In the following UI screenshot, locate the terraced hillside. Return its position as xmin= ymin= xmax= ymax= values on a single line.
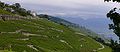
xmin=0 ymin=16 xmax=112 ymax=52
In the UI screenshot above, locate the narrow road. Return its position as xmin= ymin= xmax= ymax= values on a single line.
xmin=75 ymin=32 xmax=105 ymax=52
xmin=97 ymin=42 xmax=105 ymax=51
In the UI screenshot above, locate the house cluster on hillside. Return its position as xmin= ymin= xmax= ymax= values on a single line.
xmin=0 ymin=1 xmax=37 ymax=16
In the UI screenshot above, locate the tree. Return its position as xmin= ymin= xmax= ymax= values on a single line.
xmin=104 ymin=0 xmax=120 ymax=2
xmin=95 ymin=37 xmax=105 ymax=44
xmin=110 ymin=39 xmax=120 ymax=52
xmin=13 ymin=3 xmax=21 ymax=8
xmin=105 ymin=0 xmax=120 ymax=52
xmin=9 ymin=3 xmax=32 ymax=16
xmin=106 ymin=8 xmax=120 ymax=38
xmin=105 ymin=0 xmax=120 ymax=40
xmin=0 ymin=1 xmax=5 ymax=8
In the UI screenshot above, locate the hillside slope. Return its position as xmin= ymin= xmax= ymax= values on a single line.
xmin=0 ymin=9 xmax=13 ymax=15
xmin=38 ymin=14 xmax=110 ymax=43
xmin=0 ymin=16 xmax=112 ymax=52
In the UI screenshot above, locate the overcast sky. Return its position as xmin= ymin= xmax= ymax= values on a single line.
xmin=0 ymin=0 xmax=119 ymax=19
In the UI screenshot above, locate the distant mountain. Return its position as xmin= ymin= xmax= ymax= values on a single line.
xmin=37 ymin=14 xmax=79 ymax=28
xmin=57 ymin=17 xmax=111 ymax=33
xmin=37 ymin=14 xmax=110 ymax=42
xmin=57 ymin=16 xmax=119 ymax=41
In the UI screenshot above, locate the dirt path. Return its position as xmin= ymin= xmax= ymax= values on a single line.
xmin=97 ymin=42 xmax=105 ymax=51
xmin=27 ymin=45 xmax=39 ymax=51
xmin=75 ymin=32 xmax=105 ymax=52
xmin=75 ymin=32 xmax=86 ymax=36
xmin=60 ymin=40 xmax=73 ymax=48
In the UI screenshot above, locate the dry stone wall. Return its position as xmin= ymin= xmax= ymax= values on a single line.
xmin=0 ymin=14 xmax=24 ymax=20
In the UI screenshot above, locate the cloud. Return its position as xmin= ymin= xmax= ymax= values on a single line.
xmin=1 ymin=0 xmax=119 ymax=19
xmin=0 ymin=0 xmax=110 ymax=8
xmin=0 ymin=0 xmax=21 ymax=3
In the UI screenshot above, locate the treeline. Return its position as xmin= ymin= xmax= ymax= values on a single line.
xmin=109 ymin=39 xmax=120 ymax=52
xmin=106 ymin=8 xmax=120 ymax=52
xmin=37 ymin=14 xmax=79 ymax=28
xmin=97 ymin=38 xmax=120 ymax=52
xmin=94 ymin=36 xmax=120 ymax=52
xmin=0 ymin=1 xmax=33 ymax=16
xmin=104 ymin=0 xmax=120 ymax=2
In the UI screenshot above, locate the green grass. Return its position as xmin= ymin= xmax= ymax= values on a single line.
xmin=0 ymin=18 xmax=112 ymax=52
xmin=0 ymin=9 xmax=13 ymax=15
xmin=98 ymin=46 xmax=112 ymax=52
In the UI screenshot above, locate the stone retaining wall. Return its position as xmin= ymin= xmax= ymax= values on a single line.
xmin=0 ymin=15 xmax=23 ymax=20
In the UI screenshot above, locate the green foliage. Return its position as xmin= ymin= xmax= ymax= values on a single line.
xmin=13 ymin=3 xmax=21 ymax=8
xmin=0 ymin=9 xmax=13 ymax=15
xmin=104 ymin=1 xmax=120 ymax=52
xmin=104 ymin=0 xmax=120 ymax=2
xmin=106 ymin=8 xmax=120 ymax=38
xmin=0 ymin=1 xmax=5 ymax=8
xmin=109 ymin=39 xmax=120 ymax=52
xmin=10 ymin=3 xmax=32 ymax=16
xmin=0 ymin=1 xmax=32 ymax=16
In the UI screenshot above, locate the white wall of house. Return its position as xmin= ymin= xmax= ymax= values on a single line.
xmin=31 ymin=11 xmax=37 ymax=16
